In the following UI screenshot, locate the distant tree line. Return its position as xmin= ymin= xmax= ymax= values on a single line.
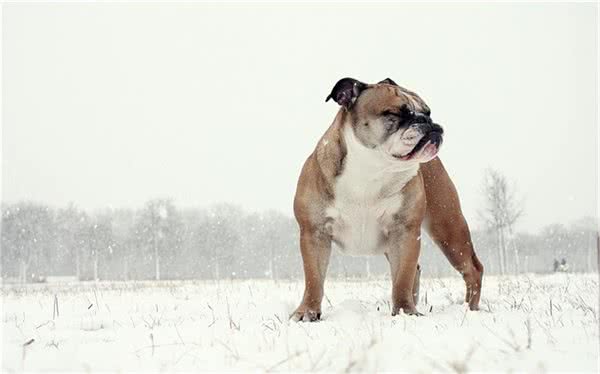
xmin=477 ymin=168 xmax=597 ymax=275
xmin=1 ymin=200 xmax=302 ymax=283
xmin=1 ymin=200 xmax=596 ymax=283
xmin=1 ymin=168 xmax=597 ymax=283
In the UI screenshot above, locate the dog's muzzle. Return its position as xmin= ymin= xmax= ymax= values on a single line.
xmin=390 ymin=112 xmax=444 ymax=161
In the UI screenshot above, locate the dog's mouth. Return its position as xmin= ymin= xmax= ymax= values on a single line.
xmin=390 ymin=123 xmax=444 ymax=161
xmin=392 ymin=140 xmax=439 ymax=161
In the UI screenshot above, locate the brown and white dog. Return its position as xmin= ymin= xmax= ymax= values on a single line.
xmin=292 ymin=78 xmax=484 ymax=321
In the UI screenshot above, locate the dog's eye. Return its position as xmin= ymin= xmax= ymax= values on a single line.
xmin=381 ymin=110 xmax=397 ymax=117
xmin=363 ymin=122 xmax=369 ymax=127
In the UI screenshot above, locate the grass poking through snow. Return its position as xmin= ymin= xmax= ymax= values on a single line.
xmin=2 ymin=273 xmax=598 ymax=372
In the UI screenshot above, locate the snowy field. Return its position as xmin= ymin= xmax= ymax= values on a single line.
xmin=2 ymin=273 xmax=598 ymax=373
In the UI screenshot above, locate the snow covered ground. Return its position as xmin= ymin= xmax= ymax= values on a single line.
xmin=2 ymin=273 xmax=598 ymax=372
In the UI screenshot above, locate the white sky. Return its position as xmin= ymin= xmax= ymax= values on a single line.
xmin=2 ymin=3 xmax=598 ymax=232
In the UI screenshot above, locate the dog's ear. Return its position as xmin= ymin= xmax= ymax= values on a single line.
xmin=378 ymin=78 xmax=398 ymax=86
xmin=325 ymin=78 xmax=367 ymax=108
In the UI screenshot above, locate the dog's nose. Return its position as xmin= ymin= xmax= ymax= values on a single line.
xmin=411 ymin=112 xmax=432 ymax=124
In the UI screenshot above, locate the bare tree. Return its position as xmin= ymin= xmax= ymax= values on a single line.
xmin=479 ymin=168 xmax=523 ymax=274
xmin=135 ymin=199 xmax=180 ymax=281
xmin=1 ymin=203 xmax=53 ymax=283
xmin=204 ymin=204 xmax=242 ymax=280
xmin=86 ymin=214 xmax=113 ymax=281
xmin=55 ymin=204 xmax=88 ymax=280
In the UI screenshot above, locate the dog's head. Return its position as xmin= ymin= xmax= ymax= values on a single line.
xmin=326 ymin=77 xmax=443 ymax=163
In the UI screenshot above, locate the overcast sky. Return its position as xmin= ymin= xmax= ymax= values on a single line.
xmin=2 ymin=3 xmax=597 ymax=232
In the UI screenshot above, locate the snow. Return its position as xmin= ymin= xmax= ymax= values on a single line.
xmin=2 ymin=273 xmax=598 ymax=372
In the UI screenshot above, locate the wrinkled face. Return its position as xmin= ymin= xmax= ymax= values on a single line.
xmin=326 ymin=78 xmax=443 ymax=163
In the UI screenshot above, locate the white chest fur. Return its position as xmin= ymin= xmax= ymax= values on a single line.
xmin=326 ymin=126 xmax=419 ymax=256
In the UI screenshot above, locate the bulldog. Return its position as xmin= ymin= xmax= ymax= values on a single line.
xmin=292 ymin=78 xmax=484 ymax=321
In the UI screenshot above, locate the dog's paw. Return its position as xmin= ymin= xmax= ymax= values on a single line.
xmin=290 ymin=306 xmax=321 ymax=322
xmin=391 ymin=305 xmax=423 ymax=317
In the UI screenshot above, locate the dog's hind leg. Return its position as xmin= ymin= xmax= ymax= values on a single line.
xmin=421 ymin=158 xmax=484 ymax=310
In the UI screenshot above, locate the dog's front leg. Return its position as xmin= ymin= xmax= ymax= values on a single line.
xmin=291 ymin=228 xmax=332 ymax=322
xmin=385 ymin=228 xmax=423 ymax=316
